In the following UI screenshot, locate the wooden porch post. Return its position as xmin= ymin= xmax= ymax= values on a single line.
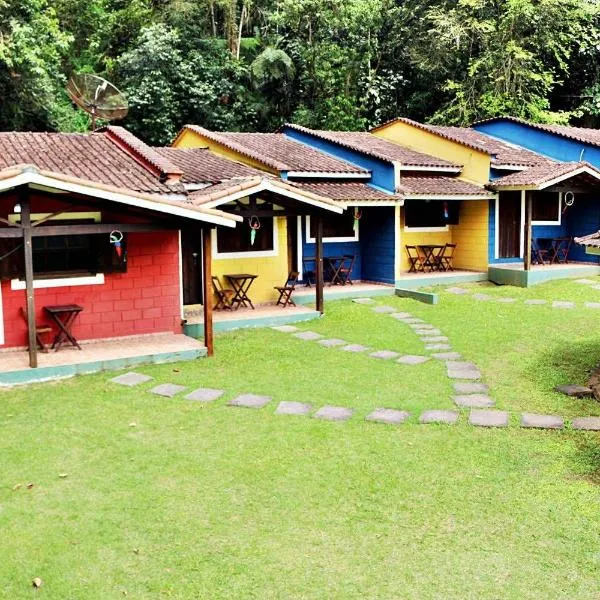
xmin=21 ymin=189 xmax=37 ymax=368
xmin=315 ymin=214 xmax=324 ymax=314
xmin=202 ymin=227 xmax=214 ymax=357
xmin=524 ymin=191 xmax=533 ymax=271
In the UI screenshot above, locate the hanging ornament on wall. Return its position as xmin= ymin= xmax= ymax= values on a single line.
xmin=562 ymin=191 xmax=575 ymax=214
xmin=353 ymin=208 xmax=362 ymax=232
xmin=249 ymin=215 xmax=261 ymax=246
xmin=443 ymin=201 xmax=449 ymax=220
xmin=109 ymin=230 xmax=123 ymax=258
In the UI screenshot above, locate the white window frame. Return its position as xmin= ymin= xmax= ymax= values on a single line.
xmin=305 ymin=215 xmax=359 ymax=244
xmin=9 ymin=211 xmax=107 ymax=288
xmin=403 ymin=225 xmax=450 ymax=233
xmin=531 ymin=192 xmax=562 ymax=226
xmin=212 ymin=217 xmax=279 ymax=259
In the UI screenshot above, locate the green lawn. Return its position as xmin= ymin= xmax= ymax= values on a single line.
xmin=1 ymin=280 xmax=600 ymax=599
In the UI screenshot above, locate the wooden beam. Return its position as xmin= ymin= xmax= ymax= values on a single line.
xmin=524 ymin=191 xmax=533 ymax=271
xmin=20 ymin=190 xmax=37 ymax=368
xmin=315 ymin=214 xmax=324 ymax=314
xmin=0 ymin=223 xmax=174 ymax=238
xmin=202 ymin=228 xmax=214 ymax=357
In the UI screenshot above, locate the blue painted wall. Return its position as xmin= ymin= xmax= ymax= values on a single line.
xmin=281 ymin=126 xmax=397 ymax=191
xmin=359 ymin=206 xmax=396 ymax=284
xmin=474 ymin=120 xmax=600 ymax=168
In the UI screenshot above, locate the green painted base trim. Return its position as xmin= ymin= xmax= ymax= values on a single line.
xmin=184 ymin=310 xmax=321 ymax=338
xmin=488 ymin=264 xmax=600 ymax=287
xmin=395 ymin=272 xmax=488 ymax=290
xmin=294 ymin=287 xmax=395 ymax=305
xmin=396 ymin=288 xmax=439 ymax=305
xmin=0 ymin=347 xmax=206 ymax=386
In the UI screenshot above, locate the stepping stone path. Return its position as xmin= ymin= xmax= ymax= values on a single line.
xmin=415 ymin=328 xmax=442 ymax=336
xmin=521 ymin=413 xmax=564 ymax=430
xmin=555 ymin=384 xmax=593 ymax=398
xmin=366 ymin=408 xmax=410 ymax=425
xmin=370 ymin=350 xmax=400 ymax=360
xmin=425 ymin=343 xmax=451 ymax=351
xmin=552 ymin=301 xmax=575 ymax=309
xmin=497 ymin=298 xmax=516 ymax=303
xmin=110 ymin=372 xmax=152 ymax=386
xmin=276 ymin=401 xmax=312 ymax=416
xmin=472 ymin=293 xmax=490 ymax=301
xmin=150 ymin=383 xmax=187 ymax=398
xmin=572 ymin=417 xmax=600 ymax=431
xmin=446 ymin=287 xmax=470 ymax=294
xmin=585 ymin=302 xmax=600 ymax=309
xmin=293 ymin=331 xmax=322 ymax=341
xmin=469 ymin=409 xmax=509 ymax=428
xmin=390 ymin=312 xmax=413 ymax=319
xmin=271 ymin=325 xmax=299 ymax=333
xmin=185 ymin=387 xmax=224 ymax=402
xmin=397 ymin=355 xmax=430 ymax=365
xmin=454 ymin=382 xmax=488 ymax=394
xmin=421 ymin=336 xmax=448 ymax=343
xmin=314 ymin=405 xmax=354 ymax=421
xmin=372 ymin=305 xmax=396 ymax=313
xmin=342 ymin=344 xmax=369 ymax=353
xmin=420 ymin=410 xmax=459 ymax=424
xmin=352 ymin=298 xmax=375 ymax=304
xmin=454 ymin=394 xmax=494 ymax=408
xmin=447 ymin=368 xmax=480 ymax=380
xmin=432 ymin=352 xmax=462 ymax=361
xmin=575 ymin=279 xmax=597 ymax=285
xmin=400 ymin=318 xmax=424 ymax=324
xmin=229 ymin=394 xmax=271 ymax=409
xmin=525 ymin=299 xmax=547 ymax=305
xmin=318 ymin=338 xmax=348 ymax=347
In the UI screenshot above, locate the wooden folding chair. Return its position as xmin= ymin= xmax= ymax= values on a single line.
xmin=555 ymin=237 xmax=572 ymax=263
xmin=19 ymin=307 xmax=52 ymax=353
xmin=439 ymin=243 xmax=457 ymax=271
xmin=532 ymin=239 xmax=549 ymax=265
xmin=212 ymin=276 xmax=236 ymax=310
xmin=337 ymin=255 xmax=356 ymax=285
xmin=405 ymin=245 xmax=424 ymax=273
xmin=274 ymin=271 xmax=299 ymax=307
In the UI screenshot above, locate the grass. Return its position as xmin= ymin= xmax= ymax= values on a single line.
xmin=1 ymin=279 xmax=600 ymax=598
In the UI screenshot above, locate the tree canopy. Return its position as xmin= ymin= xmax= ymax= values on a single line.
xmin=0 ymin=0 xmax=599 ymax=143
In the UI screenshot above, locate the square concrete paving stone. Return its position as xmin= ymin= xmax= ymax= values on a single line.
xmin=585 ymin=302 xmax=600 ymax=309
xmin=185 ymin=388 xmax=224 ymax=402
xmin=419 ymin=410 xmax=459 ymax=424
xmin=446 ymin=361 xmax=479 ymax=371
xmin=469 ymin=409 xmax=509 ymax=428
xmin=571 ymin=416 xmax=600 ymax=431
xmin=591 ymin=284 xmax=600 ymax=291
xmin=446 ymin=287 xmax=470 ymax=295
xmin=271 ymin=325 xmax=299 ymax=333
xmin=575 ymin=278 xmax=597 ymax=284
xmin=372 ymin=305 xmax=396 ymax=313
xmin=342 ymin=344 xmax=369 ymax=352
xmin=524 ymin=299 xmax=547 ymax=305
xmin=397 ymin=354 xmax=430 ymax=365
xmin=352 ymin=298 xmax=375 ymax=304
xmin=293 ymin=331 xmax=323 ymax=341
xmin=370 ymin=350 xmax=400 ymax=360
xmin=390 ymin=312 xmax=413 ymax=319
xmin=496 ymin=297 xmax=516 ymax=303
xmin=228 ymin=393 xmax=272 ymax=409
xmin=521 ymin=413 xmax=564 ymax=429
xmin=408 ymin=323 xmax=434 ymax=329
xmin=275 ymin=401 xmax=312 ymax=416
xmin=318 ymin=338 xmax=347 ymax=347
xmin=454 ymin=394 xmax=495 ymax=408
xmin=454 ymin=382 xmax=488 ymax=393
xmin=313 ymin=405 xmax=354 ymax=421
xmin=150 ymin=383 xmax=187 ymax=398
xmin=416 ymin=329 xmax=443 ymax=337
xmin=398 ymin=317 xmax=423 ymax=324
xmin=472 ymin=293 xmax=490 ymax=301
xmin=110 ymin=372 xmax=153 ymax=386
xmin=366 ymin=408 xmax=410 ymax=425
xmin=447 ymin=368 xmax=481 ymax=380
xmin=552 ymin=301 xmax=575 ymax=309
xmin=432 ymin=351 xmax=462 ymax=361
xmin=425 ymin=343 xmax=452 ymax=351
xmin=421 ymin=336 xmax=449 ymax=343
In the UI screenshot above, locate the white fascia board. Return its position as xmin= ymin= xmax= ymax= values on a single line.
xmin=0 ymin=172 xmax=238 ymax=228
xmin=538 ymin=166 xmax=600 ymax=190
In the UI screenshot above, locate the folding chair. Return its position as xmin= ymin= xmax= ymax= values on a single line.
xmin=555 ymin=237 xmax=572 ymax=263
xmin=212 ymin=276 xmax=236 ymax=310
xmin=302 ymin=258 xmax=315 ymax=287
xmin=405 ymin=245 xmax=424 ymax=273
xmin=532 ymin=239 xmax=549 ymax=265
xmin=19 ymin=307 xmax=52 ymax=353
xmin=337 ymin=255 xmax=356 ymax=285
xmin=439 ymin=243 xmax=457 ymax=271
xmin=274 ymin=271 xmax=299 ymax=307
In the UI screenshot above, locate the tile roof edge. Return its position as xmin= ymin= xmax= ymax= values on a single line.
xmin=180 ymin=125 xmax=289 ymax=172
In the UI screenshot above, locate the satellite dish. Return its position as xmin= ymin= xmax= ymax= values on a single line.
xmin=66 ymin=73 xmax=128 ymax=131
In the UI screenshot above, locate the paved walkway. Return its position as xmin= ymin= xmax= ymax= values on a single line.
xmin=109 ymin=370 xmax=600 ymax=431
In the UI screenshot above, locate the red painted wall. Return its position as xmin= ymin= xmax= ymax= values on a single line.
xmin=1 ymin=231 xmax=182 ymax=348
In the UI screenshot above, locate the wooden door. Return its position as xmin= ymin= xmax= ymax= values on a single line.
xmin=498 ymin=192 xmax=522 ymax=258
xmin=181 ymin=228 xmax=203 ymax=305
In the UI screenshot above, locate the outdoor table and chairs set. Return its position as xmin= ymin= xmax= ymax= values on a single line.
xmin=405 ymin=243 xmax=456 ymax=273
xmin=25 ymin=304 xmax=84 ymax=353
xmin=532 ymin=237 xmax=572 ymax=265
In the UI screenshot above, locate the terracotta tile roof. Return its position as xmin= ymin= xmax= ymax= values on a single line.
xmin=181 ymin=126 xmax=367 ymax=174
xmin=0 ymin=131 xmax=181 ymax=194
xmin=574 ymin=230 xmax=600 ymax=248
xmin=489 ymin=161 xmax=600 ymax=189
xmin=399 ymin=175 xmax=492 ymax=197
xmin=290 ymin=181 xmax=402 ymax=203
xmin=284 ymin=124 xmax=460 ymax=169
xmin=474 ymin=116 xmax=600 ymax=148
xmin=154 ymin=147 xmax=264 ymax=185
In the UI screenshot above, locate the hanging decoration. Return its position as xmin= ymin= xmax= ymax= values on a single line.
xmin=562 ymin=191 xmax=575 ymax=214
xmin=353 ymin=208 xmax=362 ymax=232
xmin=249 ymin=215 xmax=261 ymax=246
xmin=443 ymin=201 xmax=449 ymax=220
xmin=109 ymin=230 xmax=124 ymax=258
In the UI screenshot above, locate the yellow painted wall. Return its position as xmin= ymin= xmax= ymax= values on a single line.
xmin=173 ymin=129 xmax=278 ymax=174
xmin=397 ymin=200 xmax=489 ymax=274
xmin=211 ymin=217 xmax=289 ymax=305
xmin=373 ymin=123 xmax=490 ymax=184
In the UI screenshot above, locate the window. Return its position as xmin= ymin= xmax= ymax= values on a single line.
xmin=532 ymin=192 xmax=561 ymax=225
xmin=215 ymin=217 xmax=276 ymax=257
xmin=306 ymin=212 xmax=358 ymax=243
xmin=404 ymin=200 xmax=459 ymax=230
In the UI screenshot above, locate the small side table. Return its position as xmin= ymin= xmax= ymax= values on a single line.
xmin=44 ymin=304 xmax=84 ymax=351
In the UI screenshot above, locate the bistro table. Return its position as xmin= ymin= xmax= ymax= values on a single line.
xmin=224 ymin=273 xmax=258 ymax=309
xmin=418 ymin=245 xmax=445 ymax=272
xmin=534 ymin=237 xmax=571 ymax=264
xmin=303 ymin=256 xmax=346 ymax=285
xmin=44 ymin=304 xmax=84 ymax=351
